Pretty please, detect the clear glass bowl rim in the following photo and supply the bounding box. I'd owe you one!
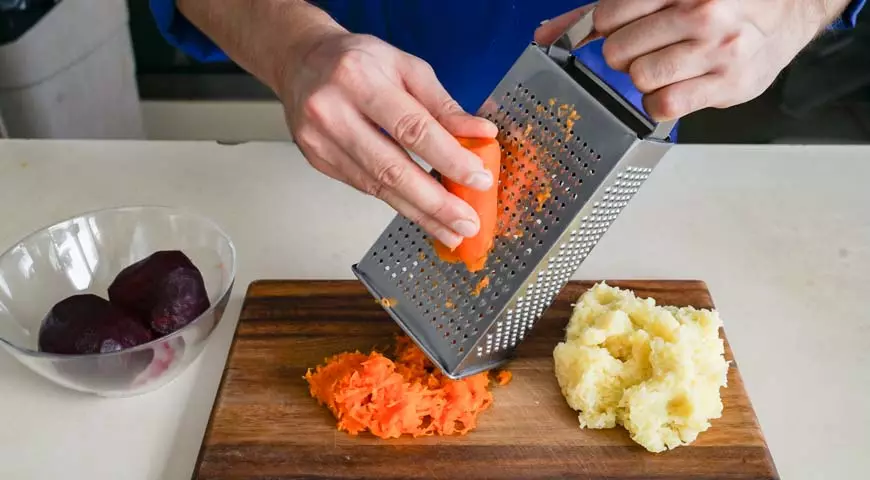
[0,204,238,360]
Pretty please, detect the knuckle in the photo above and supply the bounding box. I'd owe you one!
[653,92,686,121]
[300,93,329,125]
[716,33,745,64]
[601,39,625,70]
[292,125,318,152]
[374,163,409,191]
[427,198,450,222]
[410,55,436,76]
[342,169,369,195]
[337,49,366,71]
[629,58,672,93]
[410,185,450,221]
[294,130,331,168]
[628,62,650,93]
[331,49,367,85]
[628,55,680,93]
[308,159,333,177]
[592,3,616,34]
[406,210,429,228]
[355,33,381,47]
[361,178,386,199]
[438,97,462,116]
[392,112,431,148]
[692,0,726,32]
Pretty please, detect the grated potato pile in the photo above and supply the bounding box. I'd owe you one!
[553,282,730,453]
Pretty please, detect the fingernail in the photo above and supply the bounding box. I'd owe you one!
[436,228,463,249]
[465,170,493,190]
[481,122,499,137]
[451,219,479,238]
[476,117,498,133]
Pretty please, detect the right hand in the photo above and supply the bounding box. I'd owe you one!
[278,31,499,249]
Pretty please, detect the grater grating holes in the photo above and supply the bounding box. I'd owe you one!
[475,83,609,357]
[475,161,651,358]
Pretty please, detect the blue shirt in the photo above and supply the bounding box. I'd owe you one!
[149,0,866,142]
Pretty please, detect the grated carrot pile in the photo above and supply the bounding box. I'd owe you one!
[304,336,507,439]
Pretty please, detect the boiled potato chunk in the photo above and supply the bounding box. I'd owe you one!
[553,282,729,453]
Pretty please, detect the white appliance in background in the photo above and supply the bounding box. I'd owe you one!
[0,0,144,139]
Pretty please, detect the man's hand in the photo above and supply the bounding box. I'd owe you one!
[178,0,497,249]
[537,0,852,121]
[280,32,498,249]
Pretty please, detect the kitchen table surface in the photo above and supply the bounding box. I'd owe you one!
[0,140,867,480]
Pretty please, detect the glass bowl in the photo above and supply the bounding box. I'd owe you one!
[0,206,236,397]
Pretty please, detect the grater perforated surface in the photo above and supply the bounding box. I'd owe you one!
[353,45,672,378]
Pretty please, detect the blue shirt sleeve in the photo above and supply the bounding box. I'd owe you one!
[150,0,866,62]
[829,0,866,29]
[149,0,228,62]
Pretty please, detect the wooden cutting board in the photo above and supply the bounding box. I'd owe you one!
[193,280,778,480]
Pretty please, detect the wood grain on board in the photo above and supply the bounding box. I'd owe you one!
[194,280,778,480]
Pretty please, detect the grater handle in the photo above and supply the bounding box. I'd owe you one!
[545,4,679,141]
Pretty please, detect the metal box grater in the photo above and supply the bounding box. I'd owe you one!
[352,11,676,379]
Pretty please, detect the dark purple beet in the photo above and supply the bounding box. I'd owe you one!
[148,267,211,335]
[38,294,153,354]
[108,250,210,336]
[108,251,196,315]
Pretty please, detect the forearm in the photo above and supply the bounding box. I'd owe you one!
[176,0,345,94]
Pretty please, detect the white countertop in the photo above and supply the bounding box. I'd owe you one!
[0,140,867,480]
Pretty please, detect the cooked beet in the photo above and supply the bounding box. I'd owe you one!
[38,294,153,354]
[148,267,211,335]
[108,251,196,315]
[108,250,210,336]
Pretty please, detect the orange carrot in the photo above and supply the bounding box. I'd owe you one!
[304,335,508,439]
[494,370,512,386]
[471,275,490,297]
[434,136,501,272]
[432,238,461,264]
[377,297,398,308]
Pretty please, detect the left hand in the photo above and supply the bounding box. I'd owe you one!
[536,0,847,121]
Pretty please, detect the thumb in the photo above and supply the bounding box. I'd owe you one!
[400,56,498,139]
[534,4,597,46]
